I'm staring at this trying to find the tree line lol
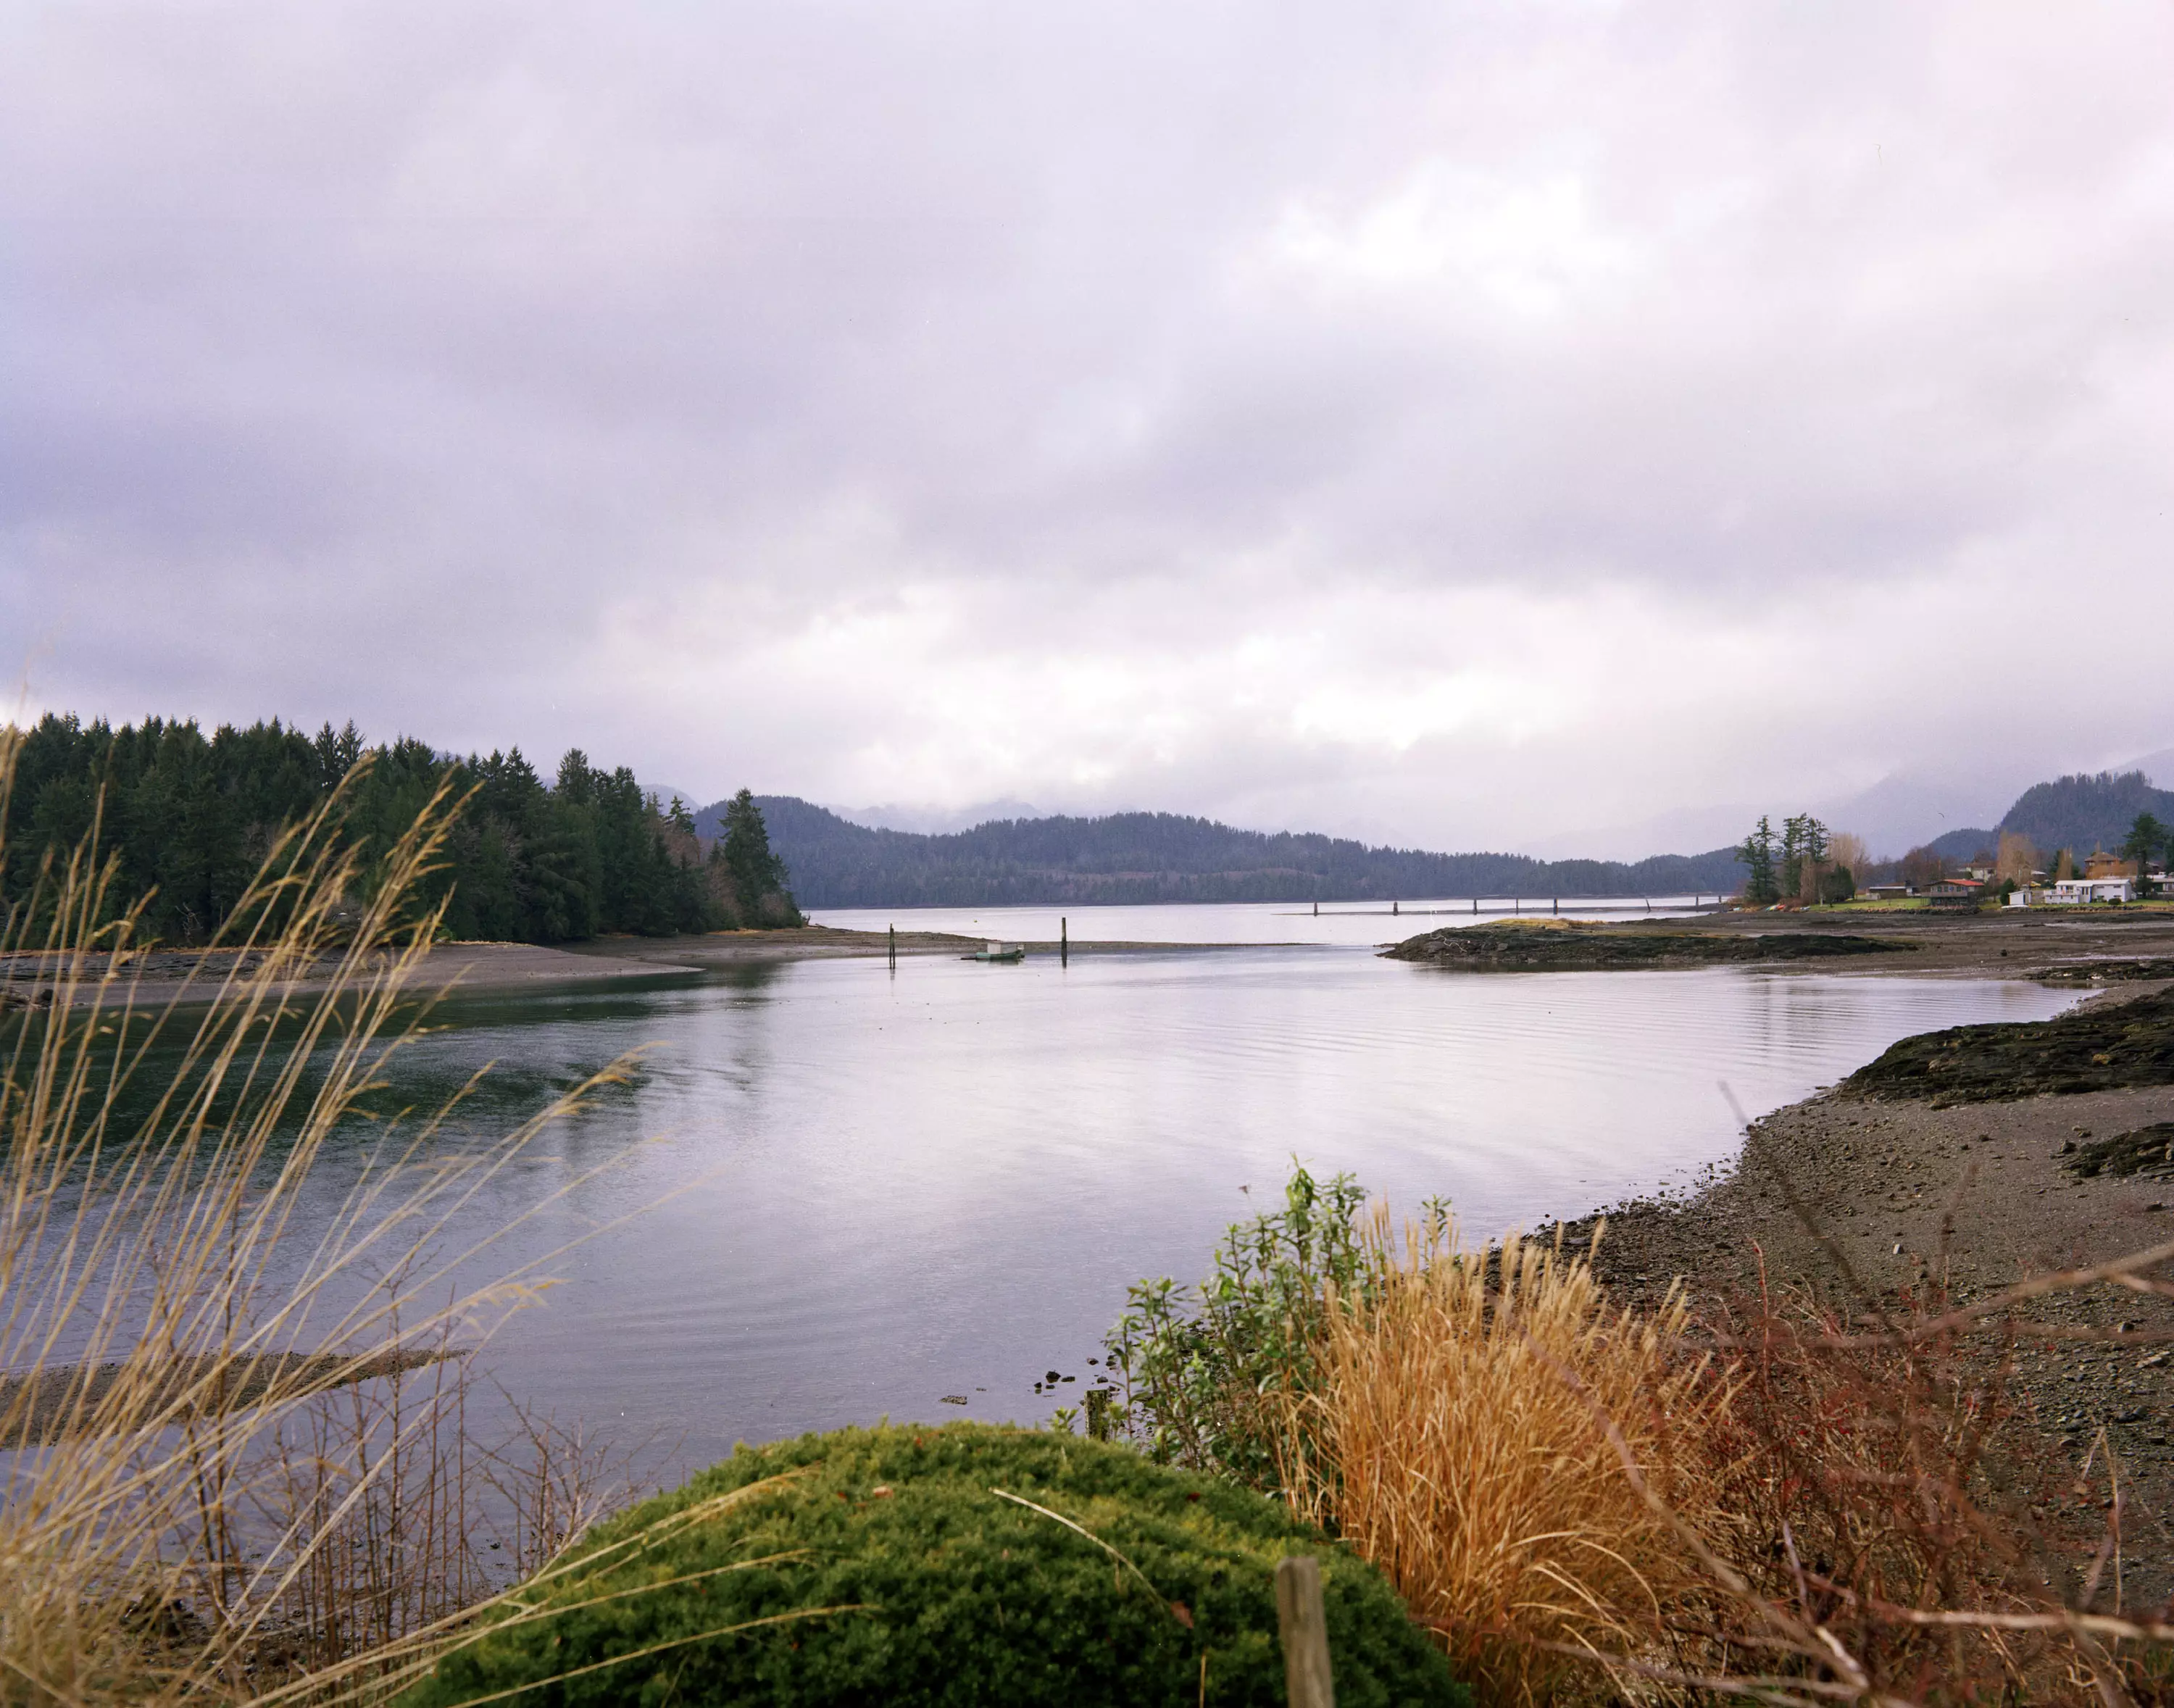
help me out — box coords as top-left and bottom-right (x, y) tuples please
(735, 796), (1750, 908)
(1735, 805), (2174, 904)
(0, 714), (800, 944)
(1733, 815), (1860, 907)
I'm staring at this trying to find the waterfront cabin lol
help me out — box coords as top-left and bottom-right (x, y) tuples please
(1924, 877), (1983, 901)
(1862, 883), (1912, 900)
(2048, 878), (2135, 904)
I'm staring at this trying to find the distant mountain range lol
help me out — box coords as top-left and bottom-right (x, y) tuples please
(680, 761), (2174, 911)
(688, 796), (1746, 909)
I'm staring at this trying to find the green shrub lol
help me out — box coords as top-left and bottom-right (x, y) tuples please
(1107, 1165), (1389, 1484)
(403, 1422), (1467, 1708)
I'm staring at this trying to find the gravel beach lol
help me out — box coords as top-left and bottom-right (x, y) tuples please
(1515, 905), (2174, 1608)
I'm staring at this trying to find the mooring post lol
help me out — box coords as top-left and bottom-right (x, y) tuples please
(1312, 899), (1318, 917)
(888, 923), (896, 970)
(1061, 916), (1068, 967)
(1471, 897), (1476, 915)
(1392, 899), (1399, 916)
(1552, 896), (1559, 917)
(1275, 1556), (1335, 1708)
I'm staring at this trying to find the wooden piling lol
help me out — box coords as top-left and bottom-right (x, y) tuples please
(888, 923), (896, 970)
(1061, 916), (1068, 967)
(1085, 1386), (1111, 1440)
(1275, 1556), (1335, 1708)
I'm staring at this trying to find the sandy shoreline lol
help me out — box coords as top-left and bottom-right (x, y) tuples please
(1, 922), (1315, 1010)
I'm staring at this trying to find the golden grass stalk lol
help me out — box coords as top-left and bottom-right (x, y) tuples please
(1283, 1205), (1729, 1707)
(0, 741), (644, 1704)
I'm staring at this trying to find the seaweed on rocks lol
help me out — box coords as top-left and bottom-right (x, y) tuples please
(1379, 921), (1906, 970)
(2031, 958), (2174, 986)
(1844, 988), (2174, 1105)
(2062, 1121), (2174, 1180)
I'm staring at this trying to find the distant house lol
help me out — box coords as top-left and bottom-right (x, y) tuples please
(2006, 886), (2045, 908)
(1963, 864), (1994, 882)
(1925, 877), (1983, 900)
(1862, 883), (1912, 900)
(2085, 852), (2139, 880)
(2049, 878), (2135, 904)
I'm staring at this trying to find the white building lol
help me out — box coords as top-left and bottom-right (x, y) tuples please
(2046, 878), (2135, 904)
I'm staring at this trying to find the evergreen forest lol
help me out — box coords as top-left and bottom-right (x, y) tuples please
(1, 714), (800, 944)
(726, 796), (1749, 908)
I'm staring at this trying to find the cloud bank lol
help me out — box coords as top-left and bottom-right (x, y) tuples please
(5, 1), (2172, 851)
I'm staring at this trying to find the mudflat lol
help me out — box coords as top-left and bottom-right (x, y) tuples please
(0, 925), (990, 1009)
(2, 922), (1298, 1012)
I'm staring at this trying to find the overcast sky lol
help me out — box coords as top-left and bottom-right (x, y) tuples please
(5, 2), (2172, 854)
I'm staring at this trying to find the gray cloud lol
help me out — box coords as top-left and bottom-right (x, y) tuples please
(5, 1), (2173, 851)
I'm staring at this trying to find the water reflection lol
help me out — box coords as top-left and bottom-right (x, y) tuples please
(296, 946), (2072, 1483)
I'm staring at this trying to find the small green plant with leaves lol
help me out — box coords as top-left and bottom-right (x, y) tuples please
(1104, 1165), (1405, 1487)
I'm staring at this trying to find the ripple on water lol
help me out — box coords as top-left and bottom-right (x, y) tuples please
(267, 945), (2075, 1475)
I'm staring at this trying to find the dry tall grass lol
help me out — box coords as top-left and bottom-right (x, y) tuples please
(1279, 1196), (2174, 1704)
(0, 746), (643, 1704)
(1282, 1206), (1729, 1705)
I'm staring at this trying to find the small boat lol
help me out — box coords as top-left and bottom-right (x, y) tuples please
(971, 940), (1026, 963)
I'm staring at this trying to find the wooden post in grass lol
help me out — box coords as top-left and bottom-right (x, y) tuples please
(1275, 1556), (1335, 1708)
(1085, 1386), (1110, 1439)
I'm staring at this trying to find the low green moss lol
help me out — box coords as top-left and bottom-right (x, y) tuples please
(404, 1423), (1467, 1708)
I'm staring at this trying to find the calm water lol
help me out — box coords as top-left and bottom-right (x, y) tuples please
(813, 896), (1720, 946)
(306, 926), (2076, 1482)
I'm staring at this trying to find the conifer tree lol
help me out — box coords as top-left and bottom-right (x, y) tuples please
(720, 788), (800, 925)
(1736, 815), (1779, 905)
(2124, 812), (2167, 896)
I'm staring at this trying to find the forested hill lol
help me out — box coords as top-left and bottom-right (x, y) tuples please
(1997, 772), (2174, 860)
(1918, 771), (2174, 867)
(2, 714), (799, 944)
(712, 796), (1747, 909)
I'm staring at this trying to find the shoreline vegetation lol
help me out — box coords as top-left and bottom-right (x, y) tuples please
(1096, 915), (2174, 1699)
(0, 757), (675, 1704)
(9, 735), (2174, 1701)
